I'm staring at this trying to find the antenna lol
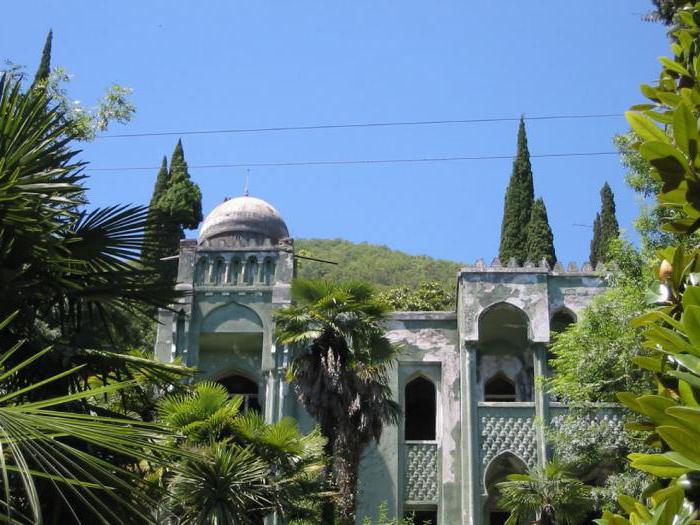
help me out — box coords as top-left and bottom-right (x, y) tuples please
(243, 169), (250, 196)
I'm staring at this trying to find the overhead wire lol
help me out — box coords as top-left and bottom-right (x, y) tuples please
(95, 112), (624, 139)
(86, 150), (620, 172)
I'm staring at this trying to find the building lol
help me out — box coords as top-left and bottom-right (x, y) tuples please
(155, 194), (616, 525)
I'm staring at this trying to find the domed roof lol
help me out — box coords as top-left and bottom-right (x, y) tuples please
(199, 196), (289, 244)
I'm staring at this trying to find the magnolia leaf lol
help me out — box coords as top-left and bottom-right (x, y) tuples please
(678, 380), (700, 407)
(682, 305), (700, 348)
(639, 141), (688, 189)
(657, 425), (700, 464)
(626, 112), (670, 143)
(673, 101), (697, 159)
(660, 56), (691, 78)
(636, 395), (678, 425)
(629, 452), (691, 477)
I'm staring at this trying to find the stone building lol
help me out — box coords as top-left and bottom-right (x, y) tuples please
(155, 194), (613, 525)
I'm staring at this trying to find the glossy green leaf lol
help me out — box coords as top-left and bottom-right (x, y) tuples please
(660, 56), (691, 78)
(657, 425), (700, 464)
(639, 141), (688, 189)
(626, 112), (670, 143)
(673, 101), (699, 159)
(629, 452), (691, 477)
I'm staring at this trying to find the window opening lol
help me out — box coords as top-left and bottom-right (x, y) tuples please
(404, 509), (437, 525)
(405, 376), (436, 441)
(484, 373), (516, 402)
(194, 258), (208, 284)
(217, 375), (261, 413)
(245, 257), (258, 285)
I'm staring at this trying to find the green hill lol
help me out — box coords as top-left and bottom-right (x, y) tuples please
(295, 238), (463, 290)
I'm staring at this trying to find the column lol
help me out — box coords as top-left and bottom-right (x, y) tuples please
(532, 342), (550, 466)
(461, 340), (481, 525)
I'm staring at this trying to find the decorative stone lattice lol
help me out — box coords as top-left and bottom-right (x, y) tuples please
(404, 443), (438, 502)
(550, 409), (626, 448)
(480, 413), (537, 470)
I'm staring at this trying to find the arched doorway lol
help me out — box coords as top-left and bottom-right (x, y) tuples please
(217, 374), (261, 413)
(484, 452), (528, 525)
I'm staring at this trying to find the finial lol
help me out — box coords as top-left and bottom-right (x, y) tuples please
(243, 169), (250, 197)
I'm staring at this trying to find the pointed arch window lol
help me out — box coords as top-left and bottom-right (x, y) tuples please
(194, 257), (209, 284)
(262, 257), (275, 285)
(244, 256), (258, 285)
(484, 373), (516, 402)
(212, 258), (226, 285)
(228, 257), (241, 285)
(405, 376), (436, 441)
(217, 374), (261, 413)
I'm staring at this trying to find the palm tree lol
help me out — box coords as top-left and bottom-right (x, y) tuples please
(157, 381), (326, 524)
(275, 279), (401, 525)
(496, 460), (593, 525)
(0, 313), (186, 524)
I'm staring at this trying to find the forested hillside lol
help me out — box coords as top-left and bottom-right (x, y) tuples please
(295, 238), (462, 289)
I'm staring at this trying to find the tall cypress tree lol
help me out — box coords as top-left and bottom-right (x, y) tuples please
(154, 140), (203, 283)
(32, 30), (53, 86)
(499, 117), (535, 265)
(526, 198), (557, 267)
(590, 213), (602, 266)
(589, 183), (619, 266)
(141, 156), (170, 268)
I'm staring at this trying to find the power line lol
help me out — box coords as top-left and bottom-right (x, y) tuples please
(95, 112), (624, 139)
(86, 150), (619, 172)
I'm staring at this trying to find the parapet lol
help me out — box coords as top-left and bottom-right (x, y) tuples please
(461, 257), (605, 275)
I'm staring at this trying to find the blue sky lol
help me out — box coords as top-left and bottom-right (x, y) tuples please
(3, 1), (669, 264)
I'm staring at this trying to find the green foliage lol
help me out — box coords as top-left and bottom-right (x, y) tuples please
(0, 314), (182, 523)
(378, 281), (454, 311)
(496, 460), (593, 525)
(499, 117), (535, 265)
(144, 141), (202, 283)
(361, 501), (415, 525)
(158, 381), (326, 524)
(32, 30), (52, 85)
(526, 197), (557, 267)
(295, 239), (461, 291)
(276, 279), (401, 525)
(645, 0), (691, 25)
(549, 243), (654, 403)
(590, 183), (620, 267)
(596, 485), (697, 525)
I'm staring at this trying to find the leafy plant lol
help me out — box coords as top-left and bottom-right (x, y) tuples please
(157, 381), (326, 524)
(496, 460), (593, 525)
(276, 279), (401, 525)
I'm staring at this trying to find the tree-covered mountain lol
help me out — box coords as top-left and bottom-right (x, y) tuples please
(295, 238), (463, 290)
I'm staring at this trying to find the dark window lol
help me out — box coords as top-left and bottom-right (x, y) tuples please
(218, 375), (261, 413)
(489, 511), (510, 525)
(228, 258), (241, 284)
(484, 374), (516, 402)
(404, 509), (437, 525)
(551, 310), (576, 333)
(195, 258), (208, 284)
(212, 258), (225, 284)
(245, 257), (258, 285)
(405, 377), (436, 441)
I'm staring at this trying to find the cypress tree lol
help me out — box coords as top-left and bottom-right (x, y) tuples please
(32, 30), (53, 86)
(499, 117), (535, 265)
(141, 157), (170, 268)
(590, 183), (619, 267)
(154, 140), (203, 283)
(526, 198), (557, 267)
(590, 213), (601, 266)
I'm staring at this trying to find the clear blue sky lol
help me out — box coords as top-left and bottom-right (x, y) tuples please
(3, 1), (669, 264)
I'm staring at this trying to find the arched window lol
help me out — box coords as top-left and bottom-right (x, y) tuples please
(551, 309), (576, 334)
(262, 257), (275, 285)
(405, 376), (436, 441)
(244, 256), (258, 285)
(485, 373), (516, 402)
(228, 257), (241, 285)
(217, 374), (261, 413)
(194, 257), (209, 284)
(211, 258), (226, 285)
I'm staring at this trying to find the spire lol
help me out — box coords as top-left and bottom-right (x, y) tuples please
(244, 169), (250, 196)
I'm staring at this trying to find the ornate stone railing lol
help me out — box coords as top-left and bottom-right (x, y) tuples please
(478, 403), (538, 476)
(403, 442), (438, 503)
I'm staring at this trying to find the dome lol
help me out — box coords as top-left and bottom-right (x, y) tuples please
(199, 196), (289, 245)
